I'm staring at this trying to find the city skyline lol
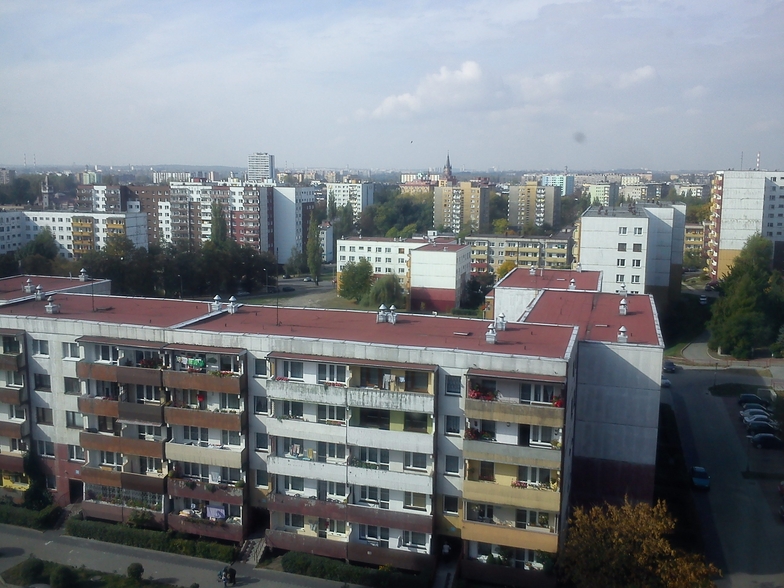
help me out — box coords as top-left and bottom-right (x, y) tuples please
(1, 0), (782, 171)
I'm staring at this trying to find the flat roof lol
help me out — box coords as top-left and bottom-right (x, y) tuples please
(496, 268), (601, 292)
(188, 305), (575, 359)
(0, 293), (211, 328)
(413, 243), (468, 252)
(523, 290), (662, 347)
(0, 275), (110, 303)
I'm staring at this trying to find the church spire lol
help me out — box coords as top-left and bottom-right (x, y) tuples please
(443, 152), (453, 182)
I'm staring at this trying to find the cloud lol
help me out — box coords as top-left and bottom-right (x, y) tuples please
(367, 61), (484, 119)
(508, 71), (571, 105)
(684, 85), (707, 99)
(616, 65), (656, 89)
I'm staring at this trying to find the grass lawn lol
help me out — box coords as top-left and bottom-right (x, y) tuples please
(1, 558), (179, 588)
(664, 342), (689, 357)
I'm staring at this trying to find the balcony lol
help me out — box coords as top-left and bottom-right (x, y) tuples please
(80, 432), (164, 459)
(347, 464), (433, 494)
(266, 529), (348, 560)
(80, 465), (122, 488)
(77, 361), (164, 387)
(0, 386), (25, 406)
(265, 493), (347, 519)
(347, 427), (433, 454)
(346, 503), (432, 534)
(264, 418), (346, 444)
(164, 406), (242, 431)
(0, 420), (27, 439)
(119, 402), (164, 425)
(461, 520), (557, 552)
(267, 455), (348, 483)
(463, 440), (561, 469)
(0, 351), (24, 372)
(0, 453), (25, 473)
(168, 476), (244, 505)
(347, 387), (434, 413)
(165, 442), (245, 469)
(167, 512), (244, 542)
(78, 395), (120, 418)
(162, 370), (246, 394)
(463, 479), (561, 512)
(347, 539), (433, 572)
(266, 379), (346, 405)
(464, 398), (564, 427)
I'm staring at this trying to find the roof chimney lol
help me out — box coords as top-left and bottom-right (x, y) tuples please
(485, 323), (497, 344)
(376, 304), (388, 323)
(576, 262), (582, 273)
(227, 296), (239, 314)
(23, 278), (34, 294)
(34, 285), (45, 301)
(79, 268), (89, 282)
(389, 304), (397, 325)
(619, 297), (628, 316)
(496, 313), (507, 331)
(617, 326), (628, 343)
(568, 278), (576, 290)
(529, 266), (536, 276)
(210, 294), (222, 312)
(45, 295), (60, 314)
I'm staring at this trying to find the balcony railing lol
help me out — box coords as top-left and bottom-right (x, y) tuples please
(168, 476), (244, 505)
(164, 406), (242, 431)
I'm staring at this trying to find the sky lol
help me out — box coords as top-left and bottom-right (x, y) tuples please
(1, 0), (783, 172)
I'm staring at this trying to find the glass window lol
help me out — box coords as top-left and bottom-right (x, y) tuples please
(66, 411), (82, 429)
(284, 476), (305, 492)
(37, 440), (54, 457)
(34, 373), (51, 390)
(255, 432), (268, 451)
(318, 364), (346, 383)
(254, 358), (267, 377)
(617, 243), (627, 252)
(64, 377), (80, 395)
(282, 361), (303, 379)
(445, 415), (460, 435)
(254, 396), (268, 414)
(255, 469), (268, 487)
(404, 492), (427, 510)
(68, 444), (85, 461)
(445, 455), (459, 475)
(445, 375), (461, 395)
(285, 513), (304, 528)
(36, 406), (53, 425)
(404, 452), (427, 470)
(443, 495), (458, 514)
(318, 404), (346, 423)
(283, 401), (303, 418)
(32, 339), (49, 355)
(404, 412), (428, 433)
(632, 243), (642, 252)
(221, 430), (241, 446)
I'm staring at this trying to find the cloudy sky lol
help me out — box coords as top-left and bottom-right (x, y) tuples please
(1, 0), (783, 172)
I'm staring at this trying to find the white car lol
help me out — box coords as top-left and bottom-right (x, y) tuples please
(740, 408), (772, 422)
(744, 414), (778, 428)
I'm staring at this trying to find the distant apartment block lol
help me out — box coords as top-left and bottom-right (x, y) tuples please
(508, 183), (561, 229)
(319, 222), (334, 263)
(584, 183), (619, 207)
(541, 175), (575, 197)
(434, 181), (490, 234)
(409, 242), (471, 312)
(152, 171), (192, 184)
(465, 232), (573, 274)
(248, 153), (276, 183)
(326, 182), (374, 222)
(0, 168), (15, 185)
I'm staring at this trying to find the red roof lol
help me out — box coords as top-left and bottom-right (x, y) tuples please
(524, 290), (661, 346)
(496, 268), (601, 291)
(0, 275), (110, 303)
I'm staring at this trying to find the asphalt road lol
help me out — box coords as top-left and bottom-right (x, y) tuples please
(664, 366), (784, 587)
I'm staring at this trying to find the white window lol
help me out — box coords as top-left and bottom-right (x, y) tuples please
(631, 275), (641, 284)
(221, 430), (241, 446)
(32, 339), (49, 356)
(445, 415), (460, 435)
(358, 447), (389, 469)
(318, 404), (346, 423)
(359, 486), (389, 508)
(445, 455), (460, 475)
(183, 426), (208, 443)
(283, 476), (304, 492)
(96, 344), (119, 363)
(318, 364), (346, 383)
(616, 274), (625, 283)
(100, 451), (122, 466)
(358, 525), (389, 547)
(634, 227), (643, 235)
(10, 405), (25, 420)
(403, 531), (427, 548)
(254, 358), (267, 377)
(404, 492), (427, 510)
(282, 361), (303, 380)
(328, 482), (346, 497)
(255, 469), (268, 487)
(68, 444), (85, 461)
(520, 383), (555, 404)
(632, 259), (641, 267)
(404, 452), (427, 470)
(284, 513), (304, 528)
(618, 227), (627, 235)
(616, 259), (625, 267)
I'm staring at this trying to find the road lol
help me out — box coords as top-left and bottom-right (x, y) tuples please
(663, 366), (784, 587)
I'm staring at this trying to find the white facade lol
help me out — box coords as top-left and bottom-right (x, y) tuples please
(541, 175), (575, 197)
(0, 212), (25, 254)
(273, 186), (315, 263)
(336, 237), (427, 285)
(326, 183), (374, 221)
(409, 245), (471, 295)
(319, 223), (334, 263)
(248, 152), (275, 183)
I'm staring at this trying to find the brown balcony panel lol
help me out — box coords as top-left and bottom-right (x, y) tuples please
(82, 501), (124, 522)
(347, 541), (433, 572)
(266, 530), (347, 560)
(346, 505), (432, 534)
(118, 402), (164, 424)
(0, 353), (24, 372)
(164, 406), (242, 431)
(0, 421), (23, 438)
(120, 437), (165, 459)
(115, 365), (164, 387)
(464, 398), (565, 427)
(81, 466), (122, 488)
(80, 432), (122, 453)
(267, 494), (347, 519)
(121, 472), (165, 494)
(167, 513), (244, 542)
(0, 386), (24, 405)
(461, 520), (558, 552)
(168, 477), (244, 506)
(0, 453), (24, 473)
(462, 559), (554, 588)
(77, 396), (119, 418)
(77, 361), (119, 382)
(163, 370), (244, 394)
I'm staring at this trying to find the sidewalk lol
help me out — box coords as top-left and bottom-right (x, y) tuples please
(0, 524), (350, 588)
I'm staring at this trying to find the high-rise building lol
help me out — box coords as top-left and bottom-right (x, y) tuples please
(508, 183), (561, 229)
(541, 175), (575, 197)
(707, 170), (784, 280)
(434, 181), (490, 234)
(326, 182), (374, 222)
(248, 153), (276, 183)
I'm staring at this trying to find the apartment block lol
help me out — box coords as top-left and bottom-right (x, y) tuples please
(584, 183), (619, 207)
(248, 153), (276, 183)
(541, 175), (575, 198)
(409, 243), (471, 312)
(326, 182), (374, 222)
(434, 181), (490, 235)
(465, 232), (573, 274)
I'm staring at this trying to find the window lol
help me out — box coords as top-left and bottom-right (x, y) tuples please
(359, 447), (389, 469)
(520, 383), (555, 404)
(616, 274), (625, 283)
(618, 227), (627, 235)
(6, 369), (23, 386)
(404, 492), (427, 510)
(283, 476), (305, 492)
(404, 452), (427, 470)
(328, 482), (346, 497)
(255, 469), (269, 487)
(36, 406), (53, 425)
(255, 432), (268, 451)
(318, 404), (346, 423)
(142, 457), (162, 474)
(445, 415), (460, 435)
(282, 361), (303, 380)
(632, 259), (641, 267)
(222, 430), (241, 446)
(182, 462), (208, 480)
(37, 440), (54, 457)
(631, 275), (640, 284)
(96, 345), (119, 363)
(634, 227), (643, 235)
(445, 455), (460, 475)
(328, 520), (347, 534)
(137, 385), (161, 403)
(405, 371), (429, 392)
(68, 444), (85, 461)
(403, 531), (427, 548)
(254, 358), (267, 376)
(285, 513), (304, 528)
(632, 243), (642, 252)
(359, 525), (389, 547)
(10, 404), (25, 420)
(318, 363), (346, 383)
(34, 373), (51, 390)
(518, 465), (551, 485)
(100, 451), (122, 466)
(184, 426), (208, 443)
(467, 502), (493, 522)
(283, 401), (303, 419)
(66, 411), (82, 429)
(221, 467), (241, 483)
(360, 486), (389, 508)
(616, 259), (625, 267)
(64, 377), (80, 395)
(254, 396), (268, 414)
(220, 393), (240, 410)
(404, 412), (428, 433)
(617, 243), (626, 252)
(443, 495), (459, 514)
(32, 339), (49, 355)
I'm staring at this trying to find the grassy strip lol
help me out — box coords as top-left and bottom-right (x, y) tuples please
(280, 551), (428, 588)
(65, 518), (236, 563)
(0, 503), (61, 530)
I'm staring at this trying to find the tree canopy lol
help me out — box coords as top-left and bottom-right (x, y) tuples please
(338, 259), (373, 302)
(559, 498), (720, 588)
(368, 274), (404, 308)
(306, 218), (323, 284)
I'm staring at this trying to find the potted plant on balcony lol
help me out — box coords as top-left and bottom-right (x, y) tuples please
(511, 479), (528, 489)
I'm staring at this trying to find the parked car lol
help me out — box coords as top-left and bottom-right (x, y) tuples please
(740, 403), (770, 414)
(747, 421), (780, 436)
(748, 434), (784, 450)
(690, 466), (711, 490)
(704, 281), (719, 291)
(739, 408), (772, 421)
(303, 276), (313, 282)
(662, 361), (677, 373)
(661, 378), (672, 388)
(744, 414), (778, 428)
(738, 393), (770, 408)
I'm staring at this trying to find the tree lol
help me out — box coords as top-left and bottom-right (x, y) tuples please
(489, 190), (508, 224)
(559, 498), (720, 588)
(492, 219), (509, 235)
(497, 260), (516, 279)
(210, 201), (228, 246)
(306, 217), (323, 284)
(369, 274), (404, 307)
(339, 259), (373, 302)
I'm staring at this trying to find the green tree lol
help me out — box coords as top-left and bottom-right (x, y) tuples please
(369, 274), (404, 307)
(497, 260), (516, 279)
(339, 259), (373, 302)
(492, 218), (509, 235)
(306, 218), (323, 284)
(559, 498), (720, 588)
(210, 201), (228, 246)
(686, 203), (710, 223)
(489, 190), (508, 225)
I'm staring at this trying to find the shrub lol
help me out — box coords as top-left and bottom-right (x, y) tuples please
(127, 562), (144, 580)
(18, 556), (45, 586)
(0, 503), (62, 530)
(280, 552), (428, 588)
(49, 564), (78, 588)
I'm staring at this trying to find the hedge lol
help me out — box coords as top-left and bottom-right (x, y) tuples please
(65, 519), (236, 562)
(0, 503), (62, 530)
(280, 552), (428, 588)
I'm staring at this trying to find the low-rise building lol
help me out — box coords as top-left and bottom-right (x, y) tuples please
(465, 232), (573, 274)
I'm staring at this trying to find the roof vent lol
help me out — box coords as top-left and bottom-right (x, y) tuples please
(45, 295), (60, 315)
(210, 294), (222, 312)
(486, 323), (497, 344)
(377, 304), (389, 323)
(496, 313), (507, 331)
(617, 326), (628, 343)
(34, 285), (45, 301)
(227, 296), (239, 314)
(23, 278), (34, 294)
(79, 268), (89, 282)
(576, 262), (582, 273)
(529, 266), (536, 276)
(568, 278), (576, 290)
(619, 297), (628, 316)
(619, 283), (627, 296)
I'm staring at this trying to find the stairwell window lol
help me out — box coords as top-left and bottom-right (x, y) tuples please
(404, 492), (427, 511)
(32, 339), (49, 356)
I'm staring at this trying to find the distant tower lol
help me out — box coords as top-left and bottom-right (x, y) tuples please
(40, 175), (53, 209)
(439, 153), (456, 186)
(248, 152), (275, 183)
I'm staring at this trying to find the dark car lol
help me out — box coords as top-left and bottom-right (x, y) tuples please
(662, 361), (677, 373)
(749, 433), (784, 449)
(690, 466), (710, 490)
(281, 286), (295, 292)
(747, 421), (780, 436)
(738, 393), (770, 408)
(704, 281), (719, 291)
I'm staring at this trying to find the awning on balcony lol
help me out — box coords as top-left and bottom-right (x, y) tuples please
(0, 328), (25, 336)
(267, 351), (437, 372)
(77, 336), (165, 350)
(466, 368), (566, 383)
(163, 343), (246, 356)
